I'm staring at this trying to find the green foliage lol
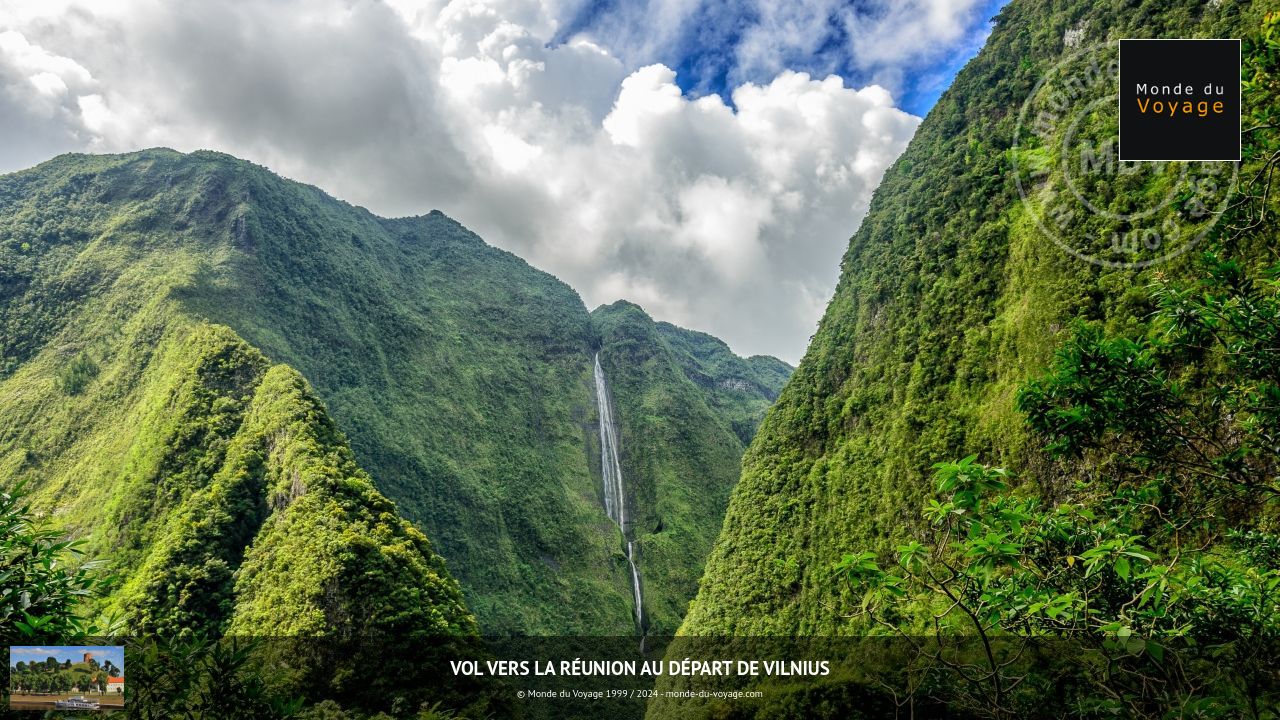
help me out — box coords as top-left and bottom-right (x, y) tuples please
(1019, 263), (1280, 507)
(56, 351), (98, 395)
(0, 317), (479, 712)
(0, 147), (616, 633)
(830, 195), (1280, 716)
(1238, 11), (1280, 233)
(683, 0), (1280, 637)
(0, 481), (118, 642)
(838, 457), (1279, 717)
(0, 146), (780, 637)
(654, 319), (790, 445)
(227, 365), (475, 638)
(82, 326), (478, 640)
(124, 632), (502, 719)
(129, 635), (303, 720)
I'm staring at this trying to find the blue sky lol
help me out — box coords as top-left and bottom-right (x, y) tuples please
(10, 646), (125, 671)
(894, 1), (1009, 112)
(555, 0), (1009, 116)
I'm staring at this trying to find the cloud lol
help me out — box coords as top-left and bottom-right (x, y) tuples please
(0, 0), (922, 363)
(0, 28), (99, 169)
(837, 0), (995, 94)
(561, 0), (1000, 112)
(729, 0), (993, 80)
(518, 67), (917, 360)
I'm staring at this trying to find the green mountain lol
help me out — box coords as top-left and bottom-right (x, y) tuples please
(0, 149), (789, 636)
(654, 319), (793, 448)
(681, 0), (1280, 635)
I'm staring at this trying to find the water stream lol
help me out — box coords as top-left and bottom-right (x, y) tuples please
(593, 353), (646, 641)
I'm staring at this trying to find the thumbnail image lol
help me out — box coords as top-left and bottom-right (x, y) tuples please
(8, 647), (123, 713)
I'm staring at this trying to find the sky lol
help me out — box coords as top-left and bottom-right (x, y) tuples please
(10, 646), (125, 671)
(0, 0), (1004, 364)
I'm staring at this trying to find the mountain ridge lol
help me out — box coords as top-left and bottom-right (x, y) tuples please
(0, 147), (790, 636)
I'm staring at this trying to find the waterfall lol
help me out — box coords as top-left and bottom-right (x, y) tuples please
(593, 353), (646, 639)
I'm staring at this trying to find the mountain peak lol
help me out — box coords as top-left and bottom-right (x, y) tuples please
(1, 146), (788, 638)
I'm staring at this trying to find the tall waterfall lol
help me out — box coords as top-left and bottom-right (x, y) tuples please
(593, 353), (645, 638)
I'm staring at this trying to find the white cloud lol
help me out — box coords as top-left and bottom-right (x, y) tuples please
(841, 0), (989, 67)
(838, 0), (994, 92)
(0, 28), (99, 167)
(729, 0), (991, 81)
(0, 0), (922, 364)
(523, 66), (917, 360)
(559, 0), (995, 102)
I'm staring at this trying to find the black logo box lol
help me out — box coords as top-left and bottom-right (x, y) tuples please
(1119, 38), (1240, 162)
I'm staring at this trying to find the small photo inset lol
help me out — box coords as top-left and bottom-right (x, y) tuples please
(8, 646), (124, 714)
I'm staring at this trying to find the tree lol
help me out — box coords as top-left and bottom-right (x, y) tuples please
(834, 17), (1280, 718)
(836, 249), (1280, 718)
(837, 261), (1280, 718)
(129, 635), (303, 720)
(0, 481), (119, 642)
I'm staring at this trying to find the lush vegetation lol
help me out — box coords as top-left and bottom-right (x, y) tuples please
(123, 634), (498, 720)
(682, 0), (1280, 638)
(0, 325), (487, 716)
(670, 2), (1280, 717)
(127, 637), (303, 720)
(827, 237), (1280, 715)
(0, 319), (481, 717)
(0, 146), (786, 716)
(0, 145), (785, 638)
(653, 319), (791, 446)
(101, 330), (477, 639)
(0, 482), (118, 643)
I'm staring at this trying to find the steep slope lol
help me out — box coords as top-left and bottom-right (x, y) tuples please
(592, 302), (788, 634)
(0, 302), (473, 636)
(655, 321), (792, 447)
(682, 0), (1278, 635)
(0, 149), (788, 635)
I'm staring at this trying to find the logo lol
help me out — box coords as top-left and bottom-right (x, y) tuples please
(1013, 42), (1238, 268)
(1119, 39), (1241, 161)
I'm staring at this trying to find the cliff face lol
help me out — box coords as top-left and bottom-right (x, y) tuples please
(680, 0), (1278, 635)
